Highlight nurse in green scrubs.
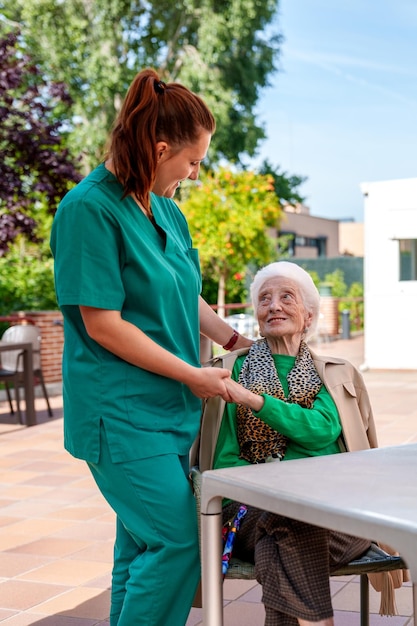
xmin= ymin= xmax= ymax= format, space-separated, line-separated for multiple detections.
xmin=50 ymin=68 xmax=252 ymax=626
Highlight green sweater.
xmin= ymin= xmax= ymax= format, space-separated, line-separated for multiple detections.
xmin=213 ymin=353 xmax=342 ymax=470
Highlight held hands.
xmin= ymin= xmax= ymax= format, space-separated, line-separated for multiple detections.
xmin=224 ymin=378 xmax=265 ymax=412
xmin=187 ymin=367 xmax=232 ymax=400
xmin=185 ymin=367 xmax=264 ymax=410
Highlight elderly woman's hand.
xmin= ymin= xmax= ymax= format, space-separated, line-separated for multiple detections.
xmin=224 ymin=378 xmax=265 ymax=412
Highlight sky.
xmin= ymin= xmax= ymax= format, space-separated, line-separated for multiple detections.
xmin=251 ymin=0 xmax=417 ymax=222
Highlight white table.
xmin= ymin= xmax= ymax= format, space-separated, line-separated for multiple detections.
xmin=0 ymin=341 xmax=36 ymax=426
xmin=201 ymin=443 xmax=417 ymax=626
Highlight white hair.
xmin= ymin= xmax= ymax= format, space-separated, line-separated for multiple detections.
xmin=250 ymin=261 xmax=320 ymax=339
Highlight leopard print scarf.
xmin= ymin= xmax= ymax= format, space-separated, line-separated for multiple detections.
xmin=237 ymin=338 xmax=322 ymax=464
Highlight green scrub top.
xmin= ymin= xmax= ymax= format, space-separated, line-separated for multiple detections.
xmin=50 ymin=164 xmax=202 ymax=463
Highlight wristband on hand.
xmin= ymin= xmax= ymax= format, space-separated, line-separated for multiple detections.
xmin=222 ymin=329 xmax=239 ymax=351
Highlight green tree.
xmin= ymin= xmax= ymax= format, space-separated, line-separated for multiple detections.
xmin=321 ymin=269 xmax=364 ymax=332
xmin=258 ymin=158 xmax=307 ymax=206
xmin=0 ymin=29 xmax=82 ymax=255
xmin=180 ymin=167 xmax=283 ymax=315
xmin=343 ymin=281 xmax=364 ymax=331
xmin=324 ymin=269 xmax=347 ymax=298
xmin=0 ymin=0 xmax=282 ymax=168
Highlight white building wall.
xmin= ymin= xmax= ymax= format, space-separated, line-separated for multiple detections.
xmin=361 ymin=177 xmax=417 ymax=370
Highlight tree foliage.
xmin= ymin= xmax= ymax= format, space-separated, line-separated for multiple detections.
xmin=323 ymin=269 xmax=364 ymax=331
xmin=0 ymin=244 xmax=57 ymax=315
xmin=180 ymin=167 xmax=283 ymax=311
xmin=0 ymin=30 xmax=82 ymax=255
xmin=0 ymin=0 xmax=282 ymax=167
xmin=259 ymin=158 xmax=307 ymax=206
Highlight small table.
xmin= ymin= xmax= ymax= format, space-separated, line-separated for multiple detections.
xmin=0 ymin=341 xmax=36 ymax=426
xmin=201 ymin=444 xmax=417 ymax=626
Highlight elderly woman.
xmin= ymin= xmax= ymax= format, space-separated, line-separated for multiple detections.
xmin=213 ymin=261 xmax=377 ymax=626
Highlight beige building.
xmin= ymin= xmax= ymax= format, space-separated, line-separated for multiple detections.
xmin=339 ymin=221 xmax=364 ymax=257
xmin=279 ymin=204 xmax=339 ymax=258
xmin=278 ymin=203 xmax=358 ymax=258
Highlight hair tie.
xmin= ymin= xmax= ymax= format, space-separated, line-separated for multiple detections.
xmin=154 ymin=80 xmax=166 ymax=95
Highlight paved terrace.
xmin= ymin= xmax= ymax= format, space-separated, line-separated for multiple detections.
xmin=0 ymin=334 xmax=416 ymax=625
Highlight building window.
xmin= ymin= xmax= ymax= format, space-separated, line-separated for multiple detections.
xmin=278 ymin=232 xmax=296 ymax=256
xmin=279 ymin=231 xmax=327 ymax=258
xmin=399 ymin=239 xmax=417 ymax=280
xmin=316 ymin=236 xmax=327 ymax=257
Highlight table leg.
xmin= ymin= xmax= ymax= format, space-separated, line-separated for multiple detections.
xmin=201 ymin=495 xmax=224 ymax=626
xmin=22 ymin=345 xmax=36 ymax=426
xmin=413 ymin=583 xmax=416 ymax=626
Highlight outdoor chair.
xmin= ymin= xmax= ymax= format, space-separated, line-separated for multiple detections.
xmin=189 ymin=349 xmax=408 ymax=626
xmin=0 ymin=324 xmax=53 ymax=424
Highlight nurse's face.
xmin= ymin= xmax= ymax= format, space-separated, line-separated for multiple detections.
xmin=152 ymin=130 xmax=211 ymax=198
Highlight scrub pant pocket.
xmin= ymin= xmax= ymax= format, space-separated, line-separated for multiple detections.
xmin=87 ymin=423 xmax=200 ymax=626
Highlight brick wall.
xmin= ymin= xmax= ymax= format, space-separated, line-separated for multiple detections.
xmin=13 ymin=310 xmax=64 ymax=383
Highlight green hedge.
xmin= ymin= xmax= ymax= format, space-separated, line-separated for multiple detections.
xmin=0 ymin=248 xmax=57 ymax=317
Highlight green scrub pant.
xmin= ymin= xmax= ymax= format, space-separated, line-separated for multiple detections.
xmin=88 ymin=424 xmax=200 ymax=625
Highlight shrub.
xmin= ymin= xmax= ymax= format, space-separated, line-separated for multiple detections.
xmin=0 ymin=244 xmax=57 ymax=316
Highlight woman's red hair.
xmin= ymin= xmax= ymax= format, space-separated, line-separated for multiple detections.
xmin=107 ymin=68 xmax=216 ymax=212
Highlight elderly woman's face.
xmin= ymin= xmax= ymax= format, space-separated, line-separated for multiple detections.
xmin=256 ymin=276 xmax=311 ymax=339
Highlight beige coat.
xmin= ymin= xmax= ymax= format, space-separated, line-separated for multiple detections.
xmin=310 ymin=348 xmax=378 ymax=452
xmin=196 ymin=346 xmax=378 ymax=473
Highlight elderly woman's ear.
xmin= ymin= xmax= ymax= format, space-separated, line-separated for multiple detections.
xmin=304 ymin=311 xmax=313 ymax=331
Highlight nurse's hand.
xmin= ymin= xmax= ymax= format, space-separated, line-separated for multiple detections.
xmin=186 ymin=367 xmax=232 ymax=400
